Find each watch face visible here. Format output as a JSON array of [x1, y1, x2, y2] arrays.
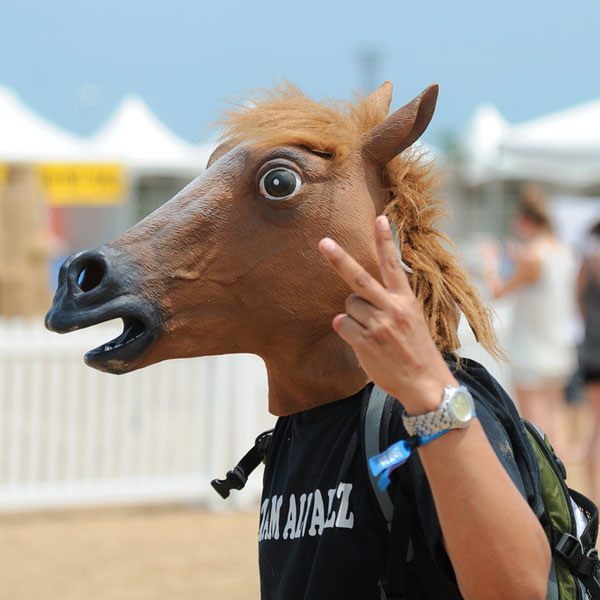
[[450, 391, 474, 423]]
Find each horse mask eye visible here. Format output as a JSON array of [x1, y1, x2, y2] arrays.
[[259, 168, 301, 200]]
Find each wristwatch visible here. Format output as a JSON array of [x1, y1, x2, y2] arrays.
[[402, 385, 476, 444]]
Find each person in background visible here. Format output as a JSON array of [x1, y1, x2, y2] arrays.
[[484, 185, 577, 458], [576, 220, 600, 501]]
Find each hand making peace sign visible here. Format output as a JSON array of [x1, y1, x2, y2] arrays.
[[318, 216, 457, 415]]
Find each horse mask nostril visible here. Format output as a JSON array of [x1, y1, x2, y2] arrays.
[[77, 258, 105, 292]]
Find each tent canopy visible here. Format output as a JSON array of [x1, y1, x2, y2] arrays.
[[0, 85, 215, 174], [464, 97, 600, 189], [88, 96, 214, 173], [502, 99, 600, 155], [0, 86, 84, 162], [462, 104, 510, 185]]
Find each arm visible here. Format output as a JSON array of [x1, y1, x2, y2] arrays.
[[484, 244, 542, 299], [319, 217, 550, 600], [417, 419, 549, 599], [576, 260, 589, 318]]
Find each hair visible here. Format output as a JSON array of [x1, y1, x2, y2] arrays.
[[590, 220, 600, 238], [517, 184, 554, 233], [217, 83, 502, 359]]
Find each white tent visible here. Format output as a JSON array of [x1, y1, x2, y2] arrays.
[[503, 98, 600, 153], [498, 99, 600, 189], [462, 104, 510, 185], [463, 98, 600, 189], [88, 96, 214, 174], [0, 85, 215, 172], [0, 86, 84, 162]]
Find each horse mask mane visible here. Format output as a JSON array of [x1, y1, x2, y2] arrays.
[[45, 81, 499, 416]]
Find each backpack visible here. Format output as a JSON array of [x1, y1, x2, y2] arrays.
[[210, 385, 600, 599], [365, 385, 600, 600]]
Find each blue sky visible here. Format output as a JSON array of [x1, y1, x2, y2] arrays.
[[1, 0, 598, 147]]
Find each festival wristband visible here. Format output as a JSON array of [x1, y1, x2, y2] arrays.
[[368, 438, 416, 491], [368, 430, 455, 490]]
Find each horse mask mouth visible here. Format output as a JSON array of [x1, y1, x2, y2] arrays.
[[45, 247, 162, 374]]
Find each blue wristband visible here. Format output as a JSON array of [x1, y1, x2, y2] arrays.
[[368, 439, 416, 491], [417, 429, 450, 445], [369, 407, 476, 490]]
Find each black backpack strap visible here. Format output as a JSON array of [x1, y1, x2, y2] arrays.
[[364, 385, 395, 527], [211, 429, 273, 499], [389, 481, 463, 600], [555, 489, 600, 598], [363, 385, 409, 599], [364, 385, 462, 600], [383, 481, 413, 599], [570, 488, 599, 552]]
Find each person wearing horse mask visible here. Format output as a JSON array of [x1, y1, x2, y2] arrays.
[[247, 84, 551, 600], [46, 82, 553, 599]]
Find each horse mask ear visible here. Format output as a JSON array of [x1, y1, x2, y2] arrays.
[[367, 80, 393, 116], [362, 83, 439, 166]]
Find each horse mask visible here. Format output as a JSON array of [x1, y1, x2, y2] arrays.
[[46, 82, 496, 415]]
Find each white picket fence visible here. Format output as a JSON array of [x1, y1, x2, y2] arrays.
[[0, 303, 512, 515], [0, 317, 275, 512]]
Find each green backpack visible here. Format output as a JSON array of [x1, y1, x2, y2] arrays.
[[523, 419, 600, 599]]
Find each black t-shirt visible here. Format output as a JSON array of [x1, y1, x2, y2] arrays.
[[258, 358, 541, 599]]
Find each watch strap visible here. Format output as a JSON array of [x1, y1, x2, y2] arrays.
[[402, 385, 475, 439]]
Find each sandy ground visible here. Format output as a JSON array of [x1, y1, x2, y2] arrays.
[[0, 505, 260, 600], [0, 458, 597, 600]]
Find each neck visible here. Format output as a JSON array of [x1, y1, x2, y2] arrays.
[[261, 332, 368, 416]]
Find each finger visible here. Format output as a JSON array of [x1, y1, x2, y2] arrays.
[[374, 216, 412, 295], [332, 313, 365, 345], [318, 238, 390, 309], [345, 293, 380, 329]]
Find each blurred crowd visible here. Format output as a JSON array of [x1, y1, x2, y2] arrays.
[[481, 185, 600, 502]]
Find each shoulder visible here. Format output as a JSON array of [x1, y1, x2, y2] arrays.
[[581, 252, 600, 278], [448, 358, 527, 455], [385, 357, 521, 442], [518, 242, 544, 274], [388, 357, 540, 505], [461, 359, 541, 505]]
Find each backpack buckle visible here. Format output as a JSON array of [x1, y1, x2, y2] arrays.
[[210, 428, 274, 500], [211, 466, 247, 499], [555, 532, 584, 566]]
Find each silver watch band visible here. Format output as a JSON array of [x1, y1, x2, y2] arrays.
[[402, 399, 455, 438], [402, 385, 474, 439]]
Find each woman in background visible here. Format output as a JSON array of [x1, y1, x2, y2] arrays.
[[577, 220, 600, 500], [485, 185, 577, 458]]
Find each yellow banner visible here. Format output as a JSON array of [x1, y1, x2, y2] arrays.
[[37, 163, 127, 205], [0, 163, 7, 190]]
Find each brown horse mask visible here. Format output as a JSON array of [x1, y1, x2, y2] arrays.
[[46, 83, 442, 416]]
